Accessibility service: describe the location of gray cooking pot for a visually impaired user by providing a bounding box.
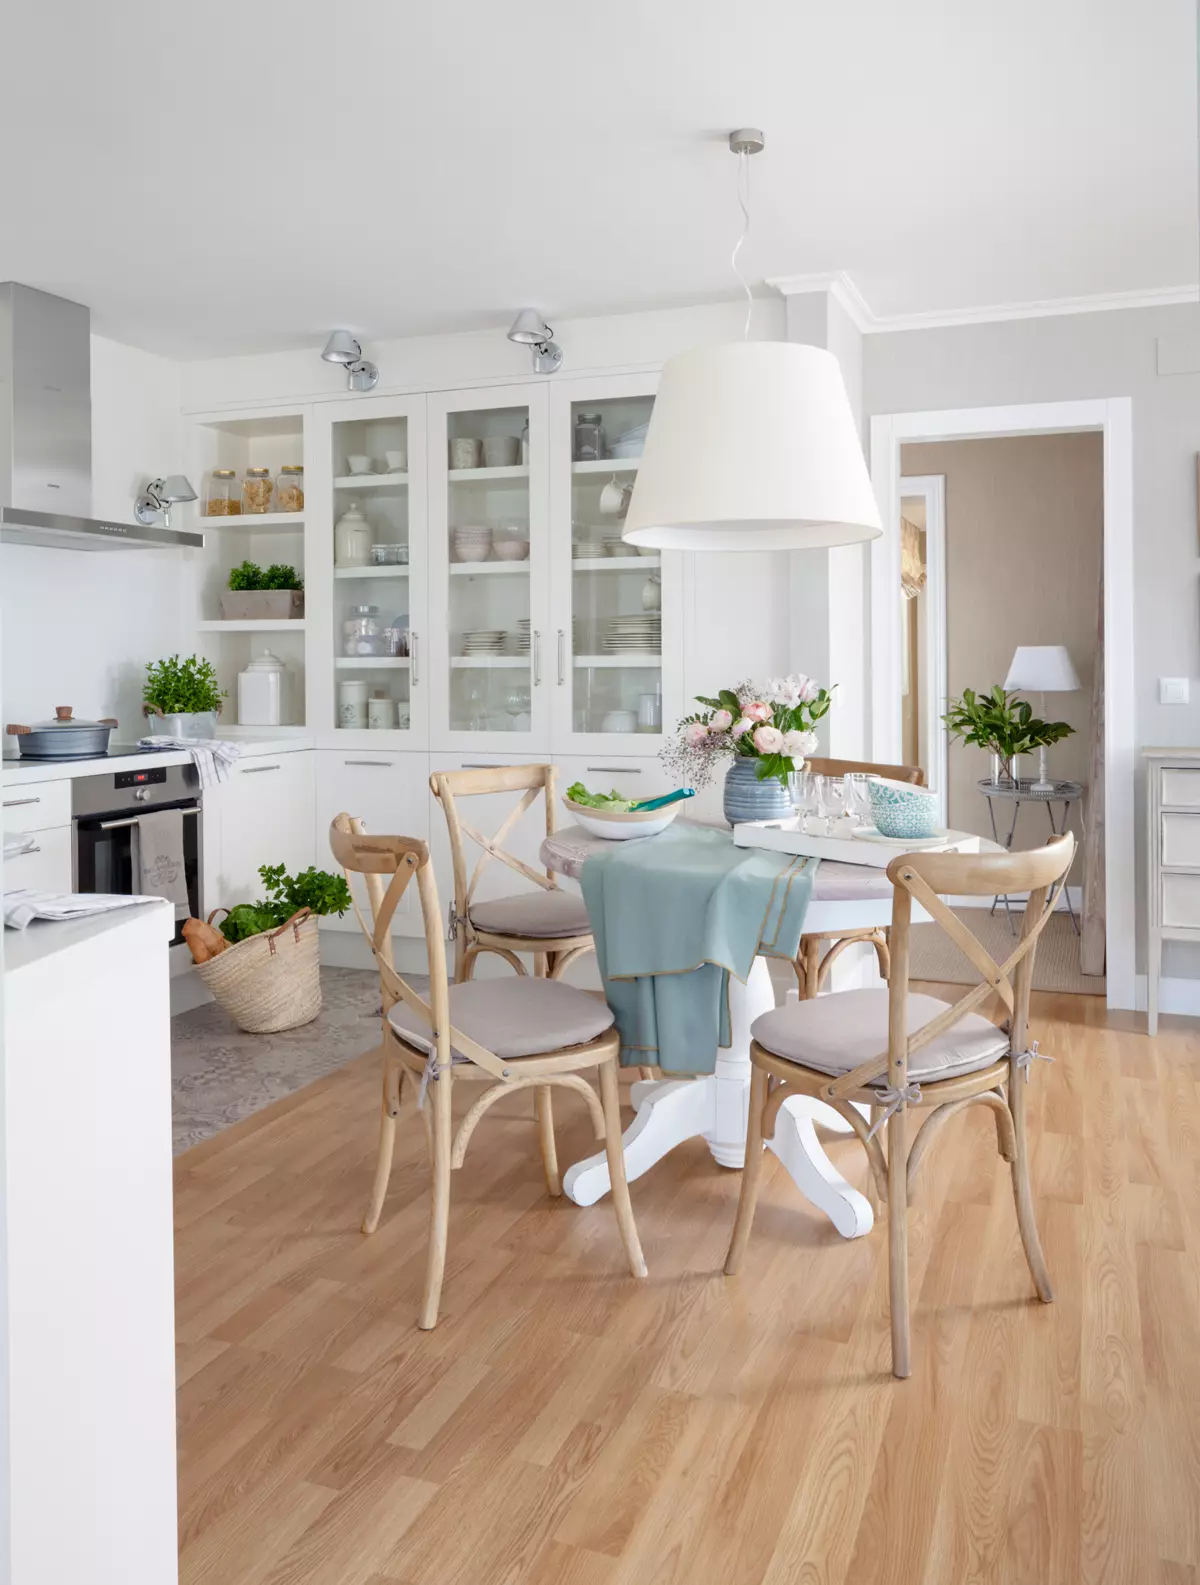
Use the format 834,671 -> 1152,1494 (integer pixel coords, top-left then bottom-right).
6,706 -> 118,759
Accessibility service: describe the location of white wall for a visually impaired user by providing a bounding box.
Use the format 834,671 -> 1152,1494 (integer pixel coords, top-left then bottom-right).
864,302 -> 1200,978
1,336 -> 188,742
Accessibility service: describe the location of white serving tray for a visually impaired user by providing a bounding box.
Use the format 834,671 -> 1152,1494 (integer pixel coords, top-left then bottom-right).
732,818 -> 985,869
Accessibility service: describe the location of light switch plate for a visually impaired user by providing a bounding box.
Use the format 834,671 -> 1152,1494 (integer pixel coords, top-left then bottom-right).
1160,677 -> 1190,705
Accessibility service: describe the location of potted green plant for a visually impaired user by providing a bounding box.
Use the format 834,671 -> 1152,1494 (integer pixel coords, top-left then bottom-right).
943,685 -> 1073,784
142,653 -> 226,739
221,560 -> 305,621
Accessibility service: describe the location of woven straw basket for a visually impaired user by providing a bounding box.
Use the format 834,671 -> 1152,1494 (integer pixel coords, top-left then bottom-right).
196,908 -> 322,1033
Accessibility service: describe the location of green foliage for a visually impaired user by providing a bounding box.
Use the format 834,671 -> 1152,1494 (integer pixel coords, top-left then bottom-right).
227,560 -> 302,592
566,781 -> 634,810
943,686 -> 1074,773
142,653 -> 225,715
217,863 -> 352,944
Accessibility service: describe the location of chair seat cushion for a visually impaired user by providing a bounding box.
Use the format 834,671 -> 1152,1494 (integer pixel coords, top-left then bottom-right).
388,977 -> 614,1061
752,989 -> 1010,1087
469,889 -> 592,940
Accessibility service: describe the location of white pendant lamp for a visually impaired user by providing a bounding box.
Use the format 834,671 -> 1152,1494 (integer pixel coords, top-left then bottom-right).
622,130 -> 881,553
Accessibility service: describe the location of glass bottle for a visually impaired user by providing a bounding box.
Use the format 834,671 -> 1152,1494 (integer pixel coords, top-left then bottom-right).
573,411 -> 604,462
203,468 -> 240,516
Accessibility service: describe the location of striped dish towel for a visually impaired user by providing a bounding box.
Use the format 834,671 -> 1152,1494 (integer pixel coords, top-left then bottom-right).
136,737 -> 241,788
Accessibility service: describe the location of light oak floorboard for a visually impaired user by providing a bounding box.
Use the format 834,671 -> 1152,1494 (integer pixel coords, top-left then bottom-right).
176,990 -> 1200,1584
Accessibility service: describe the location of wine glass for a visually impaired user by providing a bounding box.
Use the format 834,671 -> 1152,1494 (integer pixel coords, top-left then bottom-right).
787,770 -> 811,826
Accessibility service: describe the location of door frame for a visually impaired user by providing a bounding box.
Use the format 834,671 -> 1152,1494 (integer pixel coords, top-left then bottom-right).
869,398 -> 1135,1011
898,475 -> 948,824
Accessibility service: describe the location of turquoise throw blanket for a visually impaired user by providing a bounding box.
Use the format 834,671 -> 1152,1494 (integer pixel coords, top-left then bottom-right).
579,825 -> 818,1074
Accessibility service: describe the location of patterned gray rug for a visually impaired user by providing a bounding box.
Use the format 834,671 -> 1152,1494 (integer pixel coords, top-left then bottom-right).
171,968 -> 418,1154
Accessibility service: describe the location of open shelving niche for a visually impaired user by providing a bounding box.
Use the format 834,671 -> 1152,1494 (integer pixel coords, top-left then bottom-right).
189,411 -> 309,730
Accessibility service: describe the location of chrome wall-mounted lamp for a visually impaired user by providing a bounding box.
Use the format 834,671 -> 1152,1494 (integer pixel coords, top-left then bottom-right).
507,309 -> 563,374
133,474 -> 197,529
321,330 -> 379,392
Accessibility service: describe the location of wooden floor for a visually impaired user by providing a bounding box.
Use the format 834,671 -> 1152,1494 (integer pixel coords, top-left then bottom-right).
174,988 -> 1200,1585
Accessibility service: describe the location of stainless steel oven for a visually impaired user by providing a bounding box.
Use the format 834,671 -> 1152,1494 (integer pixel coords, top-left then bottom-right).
73,763 -> 202,946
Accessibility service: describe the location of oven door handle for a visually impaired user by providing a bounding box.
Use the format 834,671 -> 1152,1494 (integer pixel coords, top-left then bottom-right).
95,808 -> 201,831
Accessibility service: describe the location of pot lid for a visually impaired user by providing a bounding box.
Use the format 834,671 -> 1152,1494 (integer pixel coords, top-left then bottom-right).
244,650 -> 285,672
33,706 -> 117,730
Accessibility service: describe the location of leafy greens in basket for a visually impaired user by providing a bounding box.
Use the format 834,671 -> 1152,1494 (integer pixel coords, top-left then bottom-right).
566,782 -> 636,812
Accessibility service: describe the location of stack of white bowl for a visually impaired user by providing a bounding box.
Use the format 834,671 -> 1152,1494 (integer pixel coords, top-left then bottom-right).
453,526 -> 493,562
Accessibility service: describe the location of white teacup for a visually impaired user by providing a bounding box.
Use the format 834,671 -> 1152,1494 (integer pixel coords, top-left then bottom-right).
385,449 -> 407,473
599,477 -> 632,516
346,454 -> 373,475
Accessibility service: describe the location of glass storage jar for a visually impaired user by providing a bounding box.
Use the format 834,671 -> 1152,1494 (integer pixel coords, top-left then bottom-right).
242,467 -> 274,515
573,411 -> 604,462
343,604 -> 384,657
203,468 -> 240,516
275,464 -> 304,513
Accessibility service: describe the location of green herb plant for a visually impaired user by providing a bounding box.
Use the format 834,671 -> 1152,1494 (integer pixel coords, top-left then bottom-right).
218,863 -> 352,944
227,561 -> 303,592
942,685 -> 1073,782
142,653 -> 225,716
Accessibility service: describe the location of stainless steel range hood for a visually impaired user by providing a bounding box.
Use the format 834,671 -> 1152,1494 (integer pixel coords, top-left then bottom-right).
0,283 -> 203,551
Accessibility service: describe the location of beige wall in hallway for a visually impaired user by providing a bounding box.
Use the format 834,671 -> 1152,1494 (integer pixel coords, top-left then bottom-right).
901,432 -> 1103,877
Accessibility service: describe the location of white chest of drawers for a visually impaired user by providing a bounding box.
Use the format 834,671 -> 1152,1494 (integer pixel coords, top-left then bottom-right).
1145,748 -> 1200,1034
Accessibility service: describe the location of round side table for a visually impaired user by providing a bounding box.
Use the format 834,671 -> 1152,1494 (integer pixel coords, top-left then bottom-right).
976,777 -> 1083,935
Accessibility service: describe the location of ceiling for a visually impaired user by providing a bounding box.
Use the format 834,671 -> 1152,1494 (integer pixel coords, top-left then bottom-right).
1,0 -> 1194,360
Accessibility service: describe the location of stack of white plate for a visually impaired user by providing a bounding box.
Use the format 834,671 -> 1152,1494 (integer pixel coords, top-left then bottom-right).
601,614 -> 661,654
573,540 -> 605,560
462,629 -> 506,656
611,421 -> 649,459
510,618 -> 531,655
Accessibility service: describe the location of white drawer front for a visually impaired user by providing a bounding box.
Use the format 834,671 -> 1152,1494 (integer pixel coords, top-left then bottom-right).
3,824 -> 73,893
2,779 -> 72,835
1162,872 -> 1200,929
1161,767 -> 1200,808
1161,811 -> 1200,869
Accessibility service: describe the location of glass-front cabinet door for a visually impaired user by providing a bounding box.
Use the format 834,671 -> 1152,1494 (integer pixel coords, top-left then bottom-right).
310,394 -> 428,744
427,385 -> 550,752
549,372 -> 682,755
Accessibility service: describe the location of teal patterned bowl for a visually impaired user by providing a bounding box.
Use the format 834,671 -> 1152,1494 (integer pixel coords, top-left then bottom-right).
867,778 -> 939,839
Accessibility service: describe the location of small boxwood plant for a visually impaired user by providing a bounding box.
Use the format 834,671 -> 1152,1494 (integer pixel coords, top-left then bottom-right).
142,653 -> 225,716
228,560 -> 303,591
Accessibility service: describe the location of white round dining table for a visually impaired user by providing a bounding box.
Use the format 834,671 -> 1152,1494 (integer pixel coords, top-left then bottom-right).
541,823 -> 930,1240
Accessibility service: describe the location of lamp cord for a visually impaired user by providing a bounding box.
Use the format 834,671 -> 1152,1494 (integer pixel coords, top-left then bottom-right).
730,148 -> 753,340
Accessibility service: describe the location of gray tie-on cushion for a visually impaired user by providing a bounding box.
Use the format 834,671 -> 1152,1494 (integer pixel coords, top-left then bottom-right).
389,976 -> 614,1061
752,989 -> 1010,1086
468,889 -> 592,940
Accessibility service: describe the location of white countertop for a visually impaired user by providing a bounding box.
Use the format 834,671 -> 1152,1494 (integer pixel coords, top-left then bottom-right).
1,730 -> 315,785
2,897 -> 173,976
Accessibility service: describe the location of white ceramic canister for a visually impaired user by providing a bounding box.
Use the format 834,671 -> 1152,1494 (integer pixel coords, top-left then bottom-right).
338,679 -> 369,729
367,695 -> 396,730
335,501 -> 372,567
237,650 -> 287,726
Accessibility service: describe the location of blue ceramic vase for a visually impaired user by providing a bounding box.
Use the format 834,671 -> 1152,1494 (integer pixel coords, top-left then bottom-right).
723,756 -> 792,825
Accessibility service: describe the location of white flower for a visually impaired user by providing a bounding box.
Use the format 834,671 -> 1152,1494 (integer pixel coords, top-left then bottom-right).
783,728 -> 818,759
731,717 -> 755,739
752,724 -> 785,754
710,708 -> 733,731
684,721 -> 710,746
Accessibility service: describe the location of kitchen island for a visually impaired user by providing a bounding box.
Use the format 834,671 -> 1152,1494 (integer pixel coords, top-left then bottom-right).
1,898 -> 178,1584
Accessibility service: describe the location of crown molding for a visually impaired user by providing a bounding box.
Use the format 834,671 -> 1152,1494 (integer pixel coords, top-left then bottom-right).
766,272 -> 1199,335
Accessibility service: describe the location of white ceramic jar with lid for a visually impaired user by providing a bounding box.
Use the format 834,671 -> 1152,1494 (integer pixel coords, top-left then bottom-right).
335,501 -> 371,567
237,650 -> 288,726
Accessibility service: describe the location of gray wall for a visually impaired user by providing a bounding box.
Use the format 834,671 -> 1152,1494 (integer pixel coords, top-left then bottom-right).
865,304 -> 1200,979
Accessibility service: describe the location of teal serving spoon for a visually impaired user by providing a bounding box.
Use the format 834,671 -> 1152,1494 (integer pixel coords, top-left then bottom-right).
629,787 -> 696,813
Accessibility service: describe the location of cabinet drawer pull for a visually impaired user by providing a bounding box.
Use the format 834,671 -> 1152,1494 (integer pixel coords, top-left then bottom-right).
3,796 -> 42,808
462,762 -> 503,769
586,765 -> 641,774
9,842 -> 41,855
344,760 -> 391,768
240,764 -> 281,775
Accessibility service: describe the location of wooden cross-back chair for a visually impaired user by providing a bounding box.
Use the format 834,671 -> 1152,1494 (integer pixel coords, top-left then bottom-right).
330,814 -> 646,1330
430,763 -> 594,984
794,756 -> 927,999
725,833 -> 1075,1379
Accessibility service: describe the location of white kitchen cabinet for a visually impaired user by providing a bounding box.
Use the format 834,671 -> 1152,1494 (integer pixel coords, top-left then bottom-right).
310,394 -> 429,748
549,372 -> 684,757
209,751 -> 316,910
3,823 -> 73,894
2,779 -> 73,835
427,385 -> 551,755
314,748 -> 430,936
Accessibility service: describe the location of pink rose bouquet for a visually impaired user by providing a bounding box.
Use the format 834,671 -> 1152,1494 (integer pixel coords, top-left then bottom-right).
662,675 -> 832,788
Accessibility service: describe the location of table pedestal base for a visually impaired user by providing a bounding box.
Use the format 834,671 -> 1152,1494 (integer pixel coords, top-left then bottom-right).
562,958 -> 874,1239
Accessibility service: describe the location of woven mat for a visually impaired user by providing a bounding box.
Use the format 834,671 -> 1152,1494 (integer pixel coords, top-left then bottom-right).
909,907 -> 1104,997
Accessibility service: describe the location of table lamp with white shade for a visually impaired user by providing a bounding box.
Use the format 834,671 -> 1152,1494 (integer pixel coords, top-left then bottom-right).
1004,645 -> 1082,792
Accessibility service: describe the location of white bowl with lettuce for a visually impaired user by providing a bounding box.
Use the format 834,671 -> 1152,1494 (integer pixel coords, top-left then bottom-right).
564,782 -> 693,840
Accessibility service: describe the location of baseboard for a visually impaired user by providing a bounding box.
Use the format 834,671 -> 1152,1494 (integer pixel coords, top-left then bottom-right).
1134,974 -> 1200,1018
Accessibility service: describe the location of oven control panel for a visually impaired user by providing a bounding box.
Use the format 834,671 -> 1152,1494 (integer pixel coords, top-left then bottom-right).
114,766 -> 168,790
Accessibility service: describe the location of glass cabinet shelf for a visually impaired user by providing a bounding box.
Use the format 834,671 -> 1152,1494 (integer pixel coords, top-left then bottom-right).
447,465 -> 528,484
334,474 -> 408,490
334,565 -> 409,580
572,555 -> 658,572
571,458 -> 641,475
334,656 -> 409,669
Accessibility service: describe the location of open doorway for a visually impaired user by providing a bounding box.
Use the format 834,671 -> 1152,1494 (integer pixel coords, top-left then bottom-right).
870,399 -> 1135,1011
898,476 -> 947,824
